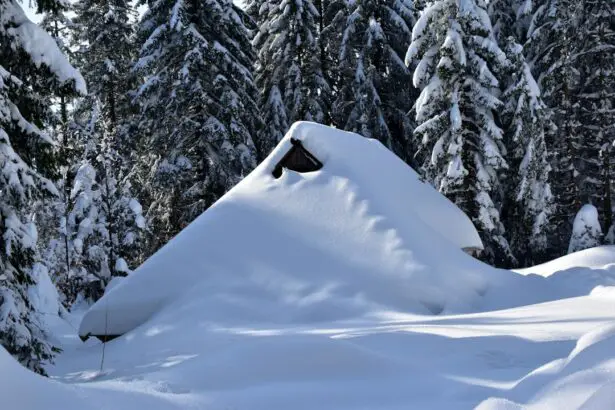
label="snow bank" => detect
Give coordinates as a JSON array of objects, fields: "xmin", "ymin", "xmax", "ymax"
[
  {"xmin": 517, "ymin": 246, "xmax": 615, "ymax": 277},
  {"xmin": 516, "ymin": 246, "xmax": 615, "ymax": 297},
  {"xmin": 0, "ymin": 346, "xmax": 85, "ymax": 409},
  {"xmin": 80, "ymin": 122, "xmax": 510, "ymax": 339},
  {"xmin": 0, "ymin": 343, "xmax": 200, "ymax": 410}
]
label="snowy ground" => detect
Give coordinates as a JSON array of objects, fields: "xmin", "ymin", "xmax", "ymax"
[
  {"xmin": 0, "ymin": 246, "xmax": 610, "ymax": 409},
  {"xmin": 4, "ymin": 124, "xmax": 615, "ymax": 409}
]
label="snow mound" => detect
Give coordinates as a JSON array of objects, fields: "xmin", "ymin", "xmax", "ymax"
[
  {"xmin": 28, "ymin": 263, "xmax": 61, "ymax": 317},
  {"xmin": 0, "ymin": 346, "xmax": 105, "ymax": 410},
  {"xmin": 0, "ymin": 344, "xmax": 198, "ymax": 409},
  {"xmin": 578, "ymin": 381, "xmax": 615, "ymax": 409},
  {"xmin": 589, "ymin": 285, "xmax": 615, "ymax": 299},
  {"xmin": 516, "ymin": 246, "xmax": 615, "ymax": 297},
  {"xmin": 479, "ymin": 323, "xmax": 615, "ymax": 409},
  {"xmin": 80, "ymin": 122, "xmax": 529, "ymax": 340},
  {"xmin": 569, "ymin": 205, "xmax": 603, "ymax": 254},
  {"xmin": 517, "ymin": 246, "xmax": 615, "ymax": 277},
  {"xmin": 566, "ymin": 323, "xmax": 615, "ymax": 367}
]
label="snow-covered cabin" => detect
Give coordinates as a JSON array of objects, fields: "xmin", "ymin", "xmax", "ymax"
[{"xmin": 79, "ymin": 122, "xmax": 483, "ymax": 341}]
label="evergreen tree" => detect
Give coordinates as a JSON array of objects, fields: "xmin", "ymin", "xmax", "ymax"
[
  {"xmin": 132, "ymin": 0, "xmax": 259, "ymax": 253},
  {"xmin": 329, "ymin": 0, "xmax": 417, "ymax": 160},
  {"xmin": 527, "ymin": 0, "xmax": 615, "ymax": 255},
  {"xmin": 40, "ymin": 0, "xmax": 145, "ymax": 305},
  {"xmin": 488, "ymin": 0, "xmax": 533, "ymax": 42},
  {"xmin": 46, "ymin": 98, "xmax": 145, "ymax": 306},
  {"xmin": 407, "ymin": 0, "xmax": 513, "ymax": 264},
  {"xmin": 489, "ymin": 0, "xmax": 554, "ymax": 265},
  {"xmin": 500, "ymin": 41, "xmax": 553, "ymax": 265},
  {"xmin": 72, "ymin": 0, "xmax": 136, "ymax": 129},
  {"xmin": 39, "ymin": 0, "xmax": 73, "ymax": 135},
  {"xmin": 251, "ymin": 0, "xmax": 330, "ymax": 154},
  {"xmin": 0, "ymin": 0, "xmax": 84, "ymax": 373}
]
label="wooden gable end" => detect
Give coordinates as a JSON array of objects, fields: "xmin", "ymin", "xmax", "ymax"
[{"xmin": 272, "ymin": 138, "xmax": 323, "ymax": 178}]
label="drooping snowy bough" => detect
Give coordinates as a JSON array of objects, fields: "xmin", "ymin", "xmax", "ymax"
[{"xmin": 1, "ymin": 0, "xmax": 86, "ymax": 373}]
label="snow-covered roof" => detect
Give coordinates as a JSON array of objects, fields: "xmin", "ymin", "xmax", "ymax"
[{"xmin": 79, "ymin": 122, "xmax": 484, "ymax": 339}]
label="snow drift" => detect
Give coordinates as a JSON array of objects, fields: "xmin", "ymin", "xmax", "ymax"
[
  {"xmin": 517, "ymin": 246, "xmax": 615, "ymax": 277},
  {"xmin": 48, "ymin": 246, "xmax": 615, "ymax": 410},
  {"xmin": 478, "ymin": 322, "xmax": 615, "ymax": 410},
  {"xmin": 79, "ymin": 122, "xmax": 533, "ymax": 340}
]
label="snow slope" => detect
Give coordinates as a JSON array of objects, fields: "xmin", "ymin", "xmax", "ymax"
[
  {"xmin": 5, "ymin": 231, "xmax": 615, "ymax": 410},
  {"xmin": 516, "ymin": 246, "xmax": 615, "ymax": 297},
  {"xmin": 517, "ymin": 246, "xmax": 615, "ymax": 277},
  {"xmin": 34, "ymin": 258, "xmax": 615, "ymax": 410},
  {"xmin": 79, "ymin": 122, "xmax": 520, "ymax": 339},
  {"xmin": 5, "ymin": 123, "xmax": 615, "ymax": 409}
]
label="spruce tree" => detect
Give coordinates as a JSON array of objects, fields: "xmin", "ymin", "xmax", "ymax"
[
  {"xmin": 329, "ymin": 0, "xmax": 417, "ymax": 160},
  {"xmin": 407, "ymin": 0, "xmax": 513, "ymax": 265},
  {"xmin": 0, "ymin": 0, "xmax": 84, "ymax": 373},
  {"xmin": 527, "ymin": 0, "xmax": 615, "ymax": 254},
  {"xmin": 489, "ymin": 0, "xmax": 554, "ymax": 265},
  {"xmin": 46, "ymin": 97, "xmax": 146, "ymax": 306},
  {"xmin": 39, "ymin": 0, "xmax": 73, "ymax": 135},
  {"xmin": 500, "ymin": 42, "xmax": 553, "ymax": 265},
  {"xmin": 72, "ymin": 0, "xmax": 136, "ymax": 128},
  {"xmin": 571, "ymin": 0, "xmax": 615, "ymax": 236},
  {"xmin": 40, "ymin": 0, "xmax": 145, "ymax": 304},
  {"xmin": 251, "ymin": 0, "xmax": 330, "ymax": 154},
  {"xmin": 133, "ymin": 0, "xmax": 259, "ymax": 253}
]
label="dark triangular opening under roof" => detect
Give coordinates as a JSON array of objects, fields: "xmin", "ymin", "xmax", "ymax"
[{"xmin": 272, "ymin": 138, "xmax": 323, "ymax": 178}]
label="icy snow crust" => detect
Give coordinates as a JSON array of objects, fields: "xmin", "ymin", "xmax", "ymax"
[{"xmin": 80, "ymin": 122, "xmax": 500, "ymax": 338}]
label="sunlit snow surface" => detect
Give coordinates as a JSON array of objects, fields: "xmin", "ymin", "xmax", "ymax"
[
  {"xmin": 25, "ymin": 249, "xmax": 615, "ymax": 410},
  {"xmin": 80, "ymin": 122, "xmax": 496, "ymax": 339},
  {"xmin": 4, "ymin": 123, "xmax": 615, "ymax": 409}
]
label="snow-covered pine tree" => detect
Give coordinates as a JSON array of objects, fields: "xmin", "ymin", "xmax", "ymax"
[
  {"xmin": 320, "ymin": 0, "xmax": 348, "ymax": 99},
  {"xmin": 568, "ymin": 204, "xmax": 602, "ymax": 253},
  {"xmin": 527, "ymin": 0, "xmax": 615, "ymax": 255},
  {"xmin": 526, "ymin": 2, "xmax": 575, "ymax": 257},
  {"xmin": 0, "ymin": 0, "xmax": 85, "ymax": 373},
  {"xmin": 133, "ymin": 0, "xmax": 259, "ymax": 253},
  {"xmin": 40, "ymin": 0, "xmax": 146, "ymax": 304},
  {"xmin": 570, "ymin": 0, "xmax": 615, "ymax": 238},
  {"xmin": 72, "ymin": 0, "xmax": 136, "ymax": 129},
  {"xmin": 251, "ymin": 0, "xmax": 330, "ymax": 154},
  {"xmin": 35, "ymin": 1, "xmax": 80, "ymax": 292},
  {"xmin": 488, "ymin": 0, "xmax": 533, "ymax": 42},
  {"xmin": 406, "ymin": 0, "xmax": 514, "ymax": 265},
  {"xmin": 47, "ymin": 97, "xmax": 146, "ymax": 306},
  {"xmin": 499, "ymin": 41, "xmax": 553, "ymax": 265},
  {"xmin": 329, "ymin": 0, "xmax": 417, "ymax": 160},
  {"xmin": 39, "ymin": 0, "xmax": 74, "ymax": 137},
  {"xmin": 489, "ymin": 0, "xmax": 553, "ymax": 265},
  {"xmin": 40, "ymin": 0, "xmax": 73, "ymax": 58}
]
